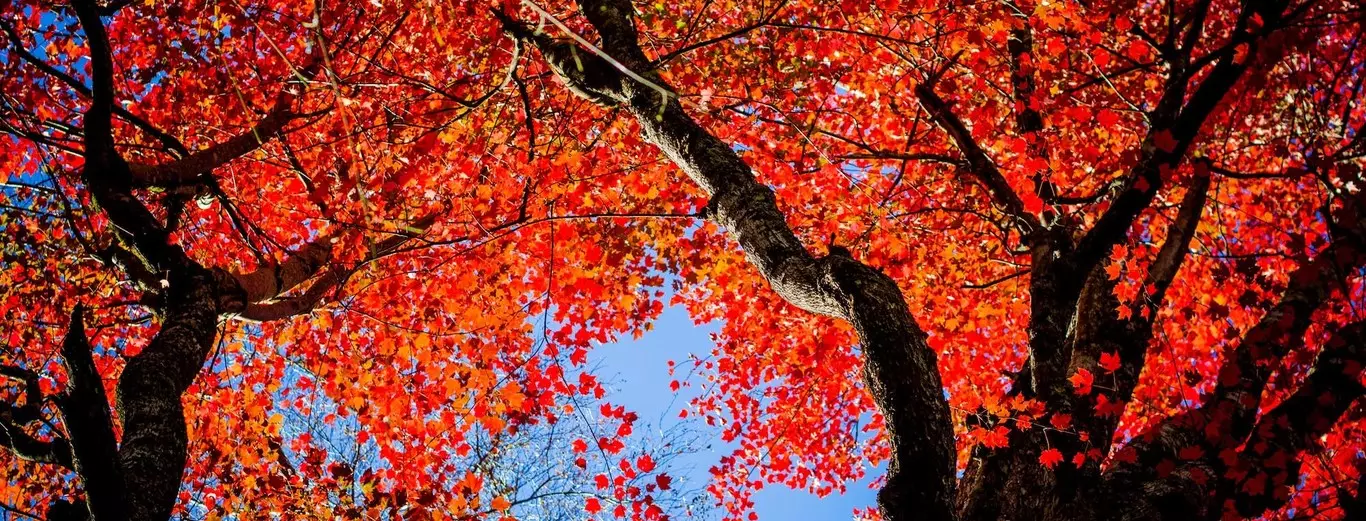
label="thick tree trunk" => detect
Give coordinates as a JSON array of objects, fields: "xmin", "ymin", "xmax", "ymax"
[{"xmin": 115, "ymin": 266, "xmax": 222, "ymax": 521}]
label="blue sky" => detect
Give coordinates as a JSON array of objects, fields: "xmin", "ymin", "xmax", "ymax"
[{"xmin": 590, "ymin": 305, "xmax": 878, "ymax": 520}]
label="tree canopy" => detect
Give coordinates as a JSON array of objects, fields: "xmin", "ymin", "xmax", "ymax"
[{"xmin": 1, "ymin": 0, "xmax": 1364, "ymax": 519}]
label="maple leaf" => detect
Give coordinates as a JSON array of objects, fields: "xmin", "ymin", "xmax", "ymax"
[
  {"xmin": 1178, "ymin": 445, "xmax": 1205, "ymax": 461},
  {"xmin": 2, "ymin": 0, "xmax": 1361, "ymax": 519},
  {"xmin": 1105, "ymin": 260, "xmax": 1124, "ymax": 280},
  {"xmin": 1097, "ymin": 109, "xmax": 1121, "ymax": 128},
  {"xmin": 1070, "ymin": 369, "xmax": 1095, "ymax": 395},
  {"xmin": 1152, "ymin": 130, "xmax": 1179, "ymax": 153},
  {"xmin": 490, "ymin": 496, "xmax": 511, "ymax": 512},
  {"xmin": 1049, "ymin": 413, "xmax": 1072, "ymax": 431},
  {"xmin": 1038, "ymin": 448, "xmax": 1064, "ymax": 469},
  {"xmin": 636, "ymin": 454, "xmax": 656, "ymax": 473},
  {"xmin": 1099, "ymin": 352, "xmax": 1121, "ymax": 373}
]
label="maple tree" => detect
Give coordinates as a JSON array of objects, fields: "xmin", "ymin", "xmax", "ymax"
[{"xmin": 2, "ymin": 0, "xmax": 1366, "ymax": 519}]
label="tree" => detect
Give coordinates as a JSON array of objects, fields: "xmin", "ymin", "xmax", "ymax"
[
  {"xmin": 493, "ymin": 0, "xmax": 1366, "ymax": 519},
  {"xmin": 1, "ymin": 0, "xmax": 695, "ymax": 518},
  {"xmin": 1, "ymin": 0, "xmax": 1364, "ymax": 520}
]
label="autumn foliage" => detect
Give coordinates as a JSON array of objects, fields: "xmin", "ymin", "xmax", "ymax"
[{"xmin": 1, "ymin": 0, "xmax": 1365, "ymax": 519}]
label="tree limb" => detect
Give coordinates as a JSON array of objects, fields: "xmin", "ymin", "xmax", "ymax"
[
  {"xmin": 1138, "ymin": 172, "xmax": 1212, "ymax": 315},
  {"xmin": 127, "ymin": 76, "xmax": 321, "ymax": 189},
  {"xmin": 914, "ymin": 83, "xmax": 1035, "ymax": 235},
  {"xmin": 1219, "ymin": 320, "xmax": 1366, "ymax": 517},
  {"xmin": 1069, "ymin": 0, "xmax": 1286, "ymax": 289},
  {"xmin": 54, "ymin": 306, "xmax": 127, "ymax": 521},
  {"xmin": 1100, "ymin": 191, "xmax": 1366, "ymax": 519},
  {"xmin": 229, "ymin": 213, "xmax": 438, "ymax": 306},
  {"xmin": 0, "ymin": 19, "xmax": 188, "ymax": 157},
  {"xmin": 115, "ymin": 266, "xmax": 221, "ymax": 521}
]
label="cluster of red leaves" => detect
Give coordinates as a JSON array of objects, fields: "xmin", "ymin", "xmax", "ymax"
[{"xmin": 0, "ymin": 0, "xmax": 1363, "ymax": 519}]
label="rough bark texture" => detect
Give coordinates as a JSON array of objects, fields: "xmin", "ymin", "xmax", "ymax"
[
  {"xmin": 114, "ymin": 265, "xmax": 221, "ymax": 521},
  {"xmin": 2, "ymin": 3, "xmax": 352, "ymax": 520}
]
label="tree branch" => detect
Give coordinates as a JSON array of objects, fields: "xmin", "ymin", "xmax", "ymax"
[
  {"xmin": 1070, "ymin": 0, "xmax": 1286, "ymax": 289},
  {"xmin": 1202, "ymin": 192, "xmax": 1366, "ymax": 444},
  {"xmin": 115, "ymin": 266, "xmax": 221, "ymax": 521},
  {"xmin": 71, "ymin": 0, "xmax": 191, "ymax": 272},
  {"xmin": 230, "ymin": 237, "xmax": 334, "ymax": 304},
  {"xmin": 1220, "ymin": 320, "xmax": 1366, "ymax": 517},
  {"xmin": 229, "ymin": 213, "xmax": 437, "ymax": 306},
  {"xmin": 0, "ymin": 365, "xmax": 43, "ymax": 425},
  {"xmin": 127, "ymin": 75, "xmax": 321, "ymax": 189},
  {"xmin": 0, "ymin": 364, "xmax": 68, "ymax": 466},
  {"xmin": 0, "ymin": 19, "xmax": 188, "ymax": 157},
  {"xmin": 54, "ymin": 306, "xmax": 126, "ymax": 521},
  {"xmin": 914, "ymin": 83, "xmax": 1035, "ymax": 234},
  {"xmin": 1137, "ymin": 172, "xmax": 1211, "ymax": 315},
  {"xmin": 1100, "ymin": 191, "xmax": 1366, "ymax": 518}
]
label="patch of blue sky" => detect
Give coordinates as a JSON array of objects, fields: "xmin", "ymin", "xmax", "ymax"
[{"xmin": 591, "ymin": 303, "xmax": 881, "ymax": 520}]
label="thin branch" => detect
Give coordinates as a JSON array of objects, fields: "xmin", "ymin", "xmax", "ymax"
[
  {"xmin": 914, "ymin": 81, "xmax": 1036, "ymax": 234},
  {"xmin": 962, "ymin": 269, "xmax": 1029, "ymax": 289}
]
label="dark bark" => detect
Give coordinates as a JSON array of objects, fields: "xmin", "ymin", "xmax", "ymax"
[
  {"xmin": 496, "ymin": 0, "xmax": 1362, "ymax": 518},
  {"xmin": 55, "ymin": 308, "xmax": 127, "ymax": 521},
  {"xmin": 47, "ymin": 3, "xmax": 267, "ymax": 520},
  {"xmin": 1070, "ymin": 174, "xmax": 1211, "ymax": 448},
  {"xmin": 115, "ymin": 266, "xmax": 221, "ymax": 521},
  {"xmin": 915, "ymin": 83, "xmax": 1034, "ymax": 235},
  {"xmin": 4, "ymin": 0, "xmax": 1353, "ymax": 519},
  {"xmin": 0, "ymin": 6, "xmax": 439, "ymax": 519}
]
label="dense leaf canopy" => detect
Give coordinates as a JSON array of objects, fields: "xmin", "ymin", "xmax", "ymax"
[{"xmin": 1, "ymin": 0, "xmax": 1364, "ymax": 519}]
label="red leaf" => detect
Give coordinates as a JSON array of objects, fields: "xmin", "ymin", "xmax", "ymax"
[
  {"xmin": 636, "ymin": 454, "xmax": 656, "ymax": 473},
  {"xmin": 1070, "ymin": 369, "xmax": 1095, "ymax": 395},
  {"xmin": 1099, "ymin": 352, "xmax": 1121, "ymax": 373},
  {"xmin": 1049, "ymin": 413, "xmax": 1072, "ymax": 431},
  {"xmin": 1039, "ymin": 448, "xmax": 1064, "ymax": 469}
]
